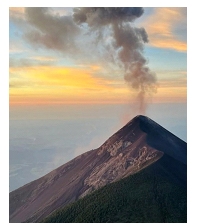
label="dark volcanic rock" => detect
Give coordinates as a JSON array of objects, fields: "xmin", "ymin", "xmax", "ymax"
[{"xmin": 9, "ymin": 115, "xmax": 187, "ymax": 223}]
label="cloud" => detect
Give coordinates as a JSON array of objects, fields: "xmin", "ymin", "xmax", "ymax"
[
  {"xmin": 73, "ymin": 7, "xmax": 144, "ymax": 26},
  {"xmin": 23, "ymin": 8, "xmax": 80, "ymax": 52},
  {"xmin": 10, "ymin": 7, "xmax": 80, "ymax": 53},
  {"xmin": 9, "ymin": 57, "xmax": 56, "ymax": 68},
  {"xmin": 9, "ymin": 41, "xmax": 27, "ymax": 54},
  {"xmin": 157, "ymin": 70, "xmax": 187, "ymax": 88},
  {"xmin": 9, "ymin": 65, "xmax": 132, "ymax": 105},
  {"xmin": 9, "ymin": 70, "xmax": 36, "ymax": 89},
  {"xmin": 9, "ymin": 7, "xmax": 187, "ymax": 106},
  {"xmin": 9, "ymin": 66, "xmax": 117, "ymax": 90},
  {"xmin": 29, "ymin": 56, "xmax": 57, "ymax": 62},
  {"xmin": 141, "ymin": 7, "xmax": 187, "ymax": 52},
  {"xmin": 9, "ymin": 7, "xmax": 25, "ymax": 19},
  {"xmin": 9, "ymin": 80, "xmax": 36, "ymax": 88}
]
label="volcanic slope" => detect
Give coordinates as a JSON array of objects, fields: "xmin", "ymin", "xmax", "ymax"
[
  {"xmin": 9, "ymin": 115, "xmax": 187, "ymax": 223},
  {"xmin": 41, "ymin": 156, "xmax": 187, "ymax": 223}
]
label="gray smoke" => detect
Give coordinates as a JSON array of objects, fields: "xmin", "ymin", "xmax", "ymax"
[
  {"xmin": 73, "ymin": 7, "xmax": 157, "ymax": 114},
  {"xmin": 24, "ymin": 7, "xmax": 80, "ymax": 52}
]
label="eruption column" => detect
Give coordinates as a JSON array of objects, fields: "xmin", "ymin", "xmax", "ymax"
[{"xmin": 73, "ymin": 7, "xmax": 157, "ymax": 113}]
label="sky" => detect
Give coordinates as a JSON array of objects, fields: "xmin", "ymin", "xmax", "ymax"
[
  {"xmin": 9, "ymin": 102, "xmax": 187, "ymax": 192},
  {"xmin": 8, "ymin": 6, "xmax": 188, "ymax": 191},
  {"xmin": 9, "ymin": 7, "xmax": 187, "ymax": 108},
  {"xmin": 8, "ymin": 6, "xmax": 188, "ymax": 185},
  {"xmin": 5, "ymin": 4, "xmax": 198, "ymax": 223}
]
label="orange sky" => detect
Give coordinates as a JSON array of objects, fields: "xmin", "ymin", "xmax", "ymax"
[
  {"xmin": 9, "ymin": 7, "xmax": 187, "ymax": 106},
  {"xmin": 9, "ymin": 65, "xmax": 187, "ymax": 105}
]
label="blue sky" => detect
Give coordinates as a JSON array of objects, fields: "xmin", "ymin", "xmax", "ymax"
[{"xmin": 9, "ymin": 7, "xmax": 187, "ymax": 108}]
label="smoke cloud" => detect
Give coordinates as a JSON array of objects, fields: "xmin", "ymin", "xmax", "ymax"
[
  {"xmin": 73, "ymin": 7, "xmax": 157, "ymax": 114},
  {"xmin": 24, "ymin": 7, "xmax": 80, "ymax": 52},
  {"xmin": 10, "ymin": 7, "xmax": 157, "ymax": 114}
]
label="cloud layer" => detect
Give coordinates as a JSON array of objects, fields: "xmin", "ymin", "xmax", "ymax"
[{"xmin": 141, "ymin": 7, "xmax": 187, "ymax": 52}]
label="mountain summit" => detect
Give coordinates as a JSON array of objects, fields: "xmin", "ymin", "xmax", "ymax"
[{"xmin": 9, "ymin": 115, "xmax": 187, "ymax": 223}]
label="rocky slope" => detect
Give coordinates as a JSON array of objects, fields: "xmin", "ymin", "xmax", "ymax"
[
  {"xmin": 9, "ymin": 115, "xmax": 187, "ymax": 223},
  {"xmin": 41, "ymin": 159, "xmax": 187, "ymax": 223}
]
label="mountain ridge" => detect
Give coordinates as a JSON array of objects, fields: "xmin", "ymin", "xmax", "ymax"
[
  {"xmin": 9, "ymin": 115, "xmax": 187, "ymax": 223},
  {"xmin": 41, "ymin": 158, "xmax": 187, "ymax": 223}
]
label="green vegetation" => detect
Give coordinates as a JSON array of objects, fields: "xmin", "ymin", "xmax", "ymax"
[{"xmin": 41, "ymin": 167, "xmax": 187, "ymax": 223}]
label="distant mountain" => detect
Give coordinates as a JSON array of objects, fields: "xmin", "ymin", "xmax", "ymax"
[{"xmin": 9, "ymin": 115, "xmax": 187, "ymax": 223}]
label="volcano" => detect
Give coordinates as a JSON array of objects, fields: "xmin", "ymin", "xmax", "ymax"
[{"xmin": 9, "ymin": 115, "xmax": 187, "ymax": 223}]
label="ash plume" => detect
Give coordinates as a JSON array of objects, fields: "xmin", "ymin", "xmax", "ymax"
[
  {"xmin": 24, "ymin": 7, "xmax": 80, "ymax": 52},
  {"xmin": 73, "ymin": 7, "xmax": 157, "ymax": 114}
]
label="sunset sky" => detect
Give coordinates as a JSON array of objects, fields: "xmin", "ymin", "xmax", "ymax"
[
  {"xmin": 7, "ymin": 6, "xmax": 198, "ymax": 222},
  {"xmin": 9, "ymin": 7, "xmax": 187, "ymax": 106}
]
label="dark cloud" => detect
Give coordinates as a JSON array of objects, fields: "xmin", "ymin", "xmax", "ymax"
[
  {"xmin": 73, "ymin": 7, "xmax": 144, "ymax": 26},
  {"xmin": 23, "ymin": 7, "xmax": 80, "ymax": 52}
]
